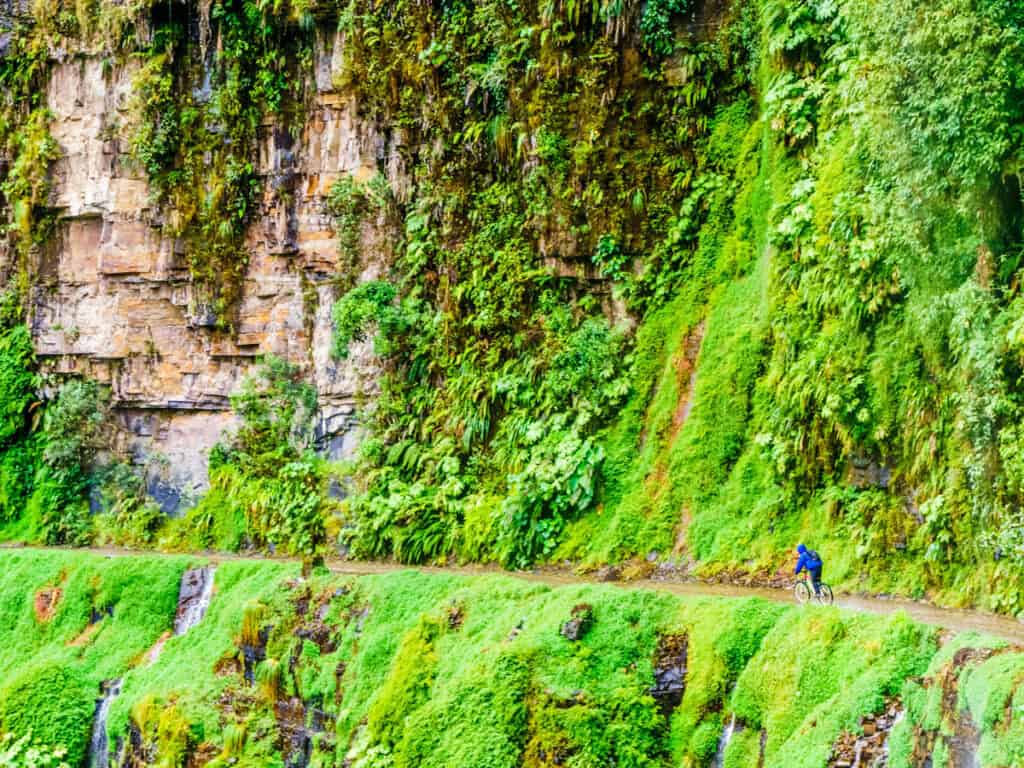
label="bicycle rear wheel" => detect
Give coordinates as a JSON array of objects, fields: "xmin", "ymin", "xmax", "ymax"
[
  {"xmin": 816, "ymin": 584, "xmax": 834, "ymax": 606},
  {"xmin": 794, "ymin": 581, "xmax": 812, "ymax": 604}
]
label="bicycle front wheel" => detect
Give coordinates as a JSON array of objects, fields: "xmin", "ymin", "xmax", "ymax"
[
  {"xmin": 816, "ymin": 584, "xmax": 834, "ymax": 606},
  {"xmin": 794, "ymin": 581, "xmax": 812, "ymax": 604}
]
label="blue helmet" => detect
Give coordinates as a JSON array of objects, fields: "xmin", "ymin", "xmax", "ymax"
[{"xmin": 797, "ymin": 543, "xmax": 807, "ymax": 554}]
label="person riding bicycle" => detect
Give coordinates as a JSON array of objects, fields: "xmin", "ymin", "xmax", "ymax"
[{"xmin": 794, "ymin": 544, "xmax": 824, "ymax": 596}]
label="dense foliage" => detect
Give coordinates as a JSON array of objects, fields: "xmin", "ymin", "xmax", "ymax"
[
  {"xmin": 0, "ymin": 551, "xmax": 184, "ymax": 765},
  {"xmin": 322, "ymin": 0, "xmax": 1024, "ymax": 615},
  {"xmin": 326, "ymin": 0, "xmax": 751, "ymax": 567},
  {"xmin": 130, "ymin": 0, "xmax": 316, "ymax": 326},
  {"xmin": 0, "ymin": 325, "xmax": 109, "ymax": 545},
  {"xmin": 0, "ymin": 732, "xmax": 71, "ymax": 768},
  {"xmin": 172, "ymin": 356, "xmax": 332, "ymax": 555},
  {"xmin": 0, "ymin": 0, "xmax": 1023, "ymax": 616}
]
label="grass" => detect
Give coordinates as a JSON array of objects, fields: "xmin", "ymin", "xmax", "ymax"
[
  {"xmin": 0, "ymin": 550, "xmax": 189, "ymax": 765},
  {"xmin": 106, "ymin": 559, "xmax": 299, "ymax": 754}
]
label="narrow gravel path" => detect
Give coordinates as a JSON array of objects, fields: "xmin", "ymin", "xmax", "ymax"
[{"xmin": 7, "ymin": 544, "xmax": 1024, "ymax": 643}]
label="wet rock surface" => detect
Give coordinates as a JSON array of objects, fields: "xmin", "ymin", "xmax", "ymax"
[
  {"xmin": 909, "ymin": 647, "xmax": 996, "ymax": 768},
  {"xmin": 273, "ymin": 695, "xmax": 337, "ymax": 768},
  {"xmin": 174, "ymin": 566, "xmax": 215, "ymax": 635},
  {"xmin": 946, "ymin": 715, "xmax": 982, "ymax": 768},
  {"xmin": 241, "ymin": 626, "xmax": 270, "ymax": 685},
  {"xmin": 21, "ymin": 24, "xmax": 391, "ymax": 504},
  {"xmin": 270, "ymin": 587, "xmax": 345, "ymax": 768},
  {"xmin": 120, "ymin": 722, "xmax": 155, "ymax": 768},
  {"xmin": 649, "ymin": 633, "xmax": 688, "ymax": 716},
  {"xmin": 446, "ymin": 602, "xmax": 465, "ymax": 630},
  {"xmin": 943, "ymin": 650, "xmax": 987, "ymax": 768},
  {"xmin": 275, "ymin": 698, "xmax": 314, "ymax": 768},
  {"xmin": 290, "ymin": 582, "xmax": 340, "ymax": 653},
  {"xmin": 559, "ymin": 603, "xmax": 594, "ymax": 641},
  {"xmin": 829, "ymin": 698, "xmax": 903, "ymax": 767}
]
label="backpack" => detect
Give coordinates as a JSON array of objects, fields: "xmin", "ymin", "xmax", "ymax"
[{"xmin": 805, "ymin": 549, "xmax": 822, "ymax": 566}]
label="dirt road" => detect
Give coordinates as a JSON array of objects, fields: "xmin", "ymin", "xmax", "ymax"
[{"xmin": 7, "ymin": 544, "xmax": 1024, "ymax": 643}]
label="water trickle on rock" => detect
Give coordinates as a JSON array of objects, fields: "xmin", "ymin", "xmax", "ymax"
[
  {"xmin": 174, "ymin": 566, "xmax": 215, "ymax": 636},
  {"xmin": 713, "ymin": 714, "xmax": 740, "ymax": 768},
  {"xmin": 88, "ymin": 679, "xmax": 122, "ymax": 768},
  {"xmin": 852, "ymin": 740, "xmax": 864, "ymax": 768},
  {"xmin": 829, "ymin": 698, "xmax": 903, "ymax": 768},
  {"xmin": 876, "ymin": 711, "xmax": 904, "ymax": 766},
  {"xmin": 947, "ymin": 712, "xmax": 982, "ymax": 768}
]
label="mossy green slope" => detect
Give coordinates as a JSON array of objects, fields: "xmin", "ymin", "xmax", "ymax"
[
  {"xmin": 1, "ymin": 550, "xmax": 1023, "ymax": 767},
  {"xmin": 0, "ymin": 551, "xmax": 189, "ymax": 765}
]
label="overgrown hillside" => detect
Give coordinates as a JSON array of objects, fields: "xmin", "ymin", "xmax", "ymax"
[
  {"xmin": 0, "ymin": 0, "xmax": 1023, "ymax": 613},
  {"xmin": 2, "ymin": 549, "xmax": 1024, "ymax": 767}
]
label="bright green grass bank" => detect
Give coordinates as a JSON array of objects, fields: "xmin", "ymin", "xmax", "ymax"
[
  {"xmin": 1, "ymin": 550, "xmax": 1023, "ymax": 767},
  {"xmin": 0, "ymin": 550, "xmax": 191, "ymax": 765}
]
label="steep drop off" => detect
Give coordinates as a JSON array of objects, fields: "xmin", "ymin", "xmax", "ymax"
[
  {"xmin": 3, "ymin": 549, "xmax": 1024, "ymax": 767},
  {"xmin": 0, "ymin": 0, "xmax": 1022, "ymax": 613}
]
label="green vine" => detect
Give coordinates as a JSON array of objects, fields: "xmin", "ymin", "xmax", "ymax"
[{"xmin": 131, "ymin": 0, "xmax": 316, "ymax": 327}]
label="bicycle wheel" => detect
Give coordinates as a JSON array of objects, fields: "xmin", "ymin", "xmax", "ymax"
[
  {"xmin": 816, "ymin": 584, "xmax": 834, "ymax": 606},
  {"xmin": 794, "ymin": 581, "xmax": 812, "ymax": 604}
]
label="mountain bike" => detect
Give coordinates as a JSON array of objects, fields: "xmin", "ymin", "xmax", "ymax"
[{"xmin": 794, "ymin": 575, "xmax": 834, "ymax": 606}]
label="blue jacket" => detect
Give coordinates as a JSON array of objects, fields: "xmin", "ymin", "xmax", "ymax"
[{"xmin": 794, "ymin": 547, "xmax": 822, "ymax": 575}]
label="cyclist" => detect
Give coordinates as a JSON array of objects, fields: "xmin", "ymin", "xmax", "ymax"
[{"xmin": 794, "ymin": 543, "xmax": 824, "ymax": 596}]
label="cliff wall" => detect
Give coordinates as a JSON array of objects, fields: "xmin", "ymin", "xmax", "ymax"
[
  {"xmin": 1, "ymin": 0, "xmax": 1023, "ymax": 617},
  {"xmin": 19, "ymin": 24, "xmax": 387, "ymax": 506}
]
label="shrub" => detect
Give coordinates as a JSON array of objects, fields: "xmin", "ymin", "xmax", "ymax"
[
  {"xmin": 30, "ymin": 379, "xmax": 108, "ymax": 545},
  {"xmin": 332, "ymin": 280, "xmax": 399, "ymax": 359},
  {"xmin": 187, "ymin": 356, "xmax": 327, "ymax": 555},
  {"xmin": 93, "ymin": 463, "xmax": 165, "ymax": 547},
  {"xmin": 0, "ymin": 732, "xmax": 70, "ymax": 768},
  {"xmin": 0, "ymin": 326, "xmax": 36, "ymax": 446},
  {"xmin": 0, "ymin": 663, "xmax": 93, "ymax": 767}
]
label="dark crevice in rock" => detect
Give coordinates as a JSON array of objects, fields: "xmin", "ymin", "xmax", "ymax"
[
  {"xmin": 275, "ymin": 698, "xmax": 313, "ymax": 768},
  {"xmin": 89, "ymin": 603, "xmax": 114, "ymax": 624},
  {"xmin": 828, "ymin": 697, "xmax": 903, "ymax": 767},
  {"xmin": 649, "ymin": 633, "xmax": 688, "ymax": 717},
  {"xmin": 241, "ymin": 626, "xmax": 270, "ymax": 685},
  {"xmin": 274, "ymin": 695, "xmax": 337, "ymax": 768},
  {"xmin": 559, "ymin": 603, "xmax": 594, "ymax": 642}
]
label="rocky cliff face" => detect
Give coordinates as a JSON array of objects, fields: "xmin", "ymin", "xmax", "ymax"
[{"xmin": 17, "ymin": 25, "xmax": 392, "ymax": 509}]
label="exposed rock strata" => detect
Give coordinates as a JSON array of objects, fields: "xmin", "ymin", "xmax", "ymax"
[{"xmin": 9, "ymin": 26, "xmax": 394, "ymax": 508}]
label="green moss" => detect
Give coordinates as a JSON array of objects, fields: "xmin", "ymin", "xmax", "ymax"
[
  {"xmin": 1, "ymin": 0, "xmax": 1023, "ymax": 630},
  {"xmin": 129, "ymin": 0, "xmax": 315, "ymax": 327},
  {"xmin": 107, "ymin": 559, "xmax": 298, "ymax": 756},
  {"xmin": 367, "ymin": 616, "xmax": 443, "ymax": 749},
  {"xmin": 722, "ymin": 727, "xmax": 762, "ymax": 768},
  {"xmin": 733, "ymin": 612, "xmax": 936, "ymax": 767},
  {"xmin": 0, "ymin": 326, "xmax": 36, "ymax": 446},
  {"xmin": 0, "ymin": 550, "xmax": 187, "ymax": 759},
  {"xmin": 962, "ymin": 653, "xmax": 1024, "ymax": 763},
  {"xmin": 396, "ymin": 653, "xmax": 529, "ymax": 768},
  {"xmin": 0, "ymin": 662, "xmax": 94, "ymax": 766},
  {"xmin": 5, "ymin": 550, "xmax": 1024, "ymax": 765}
]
